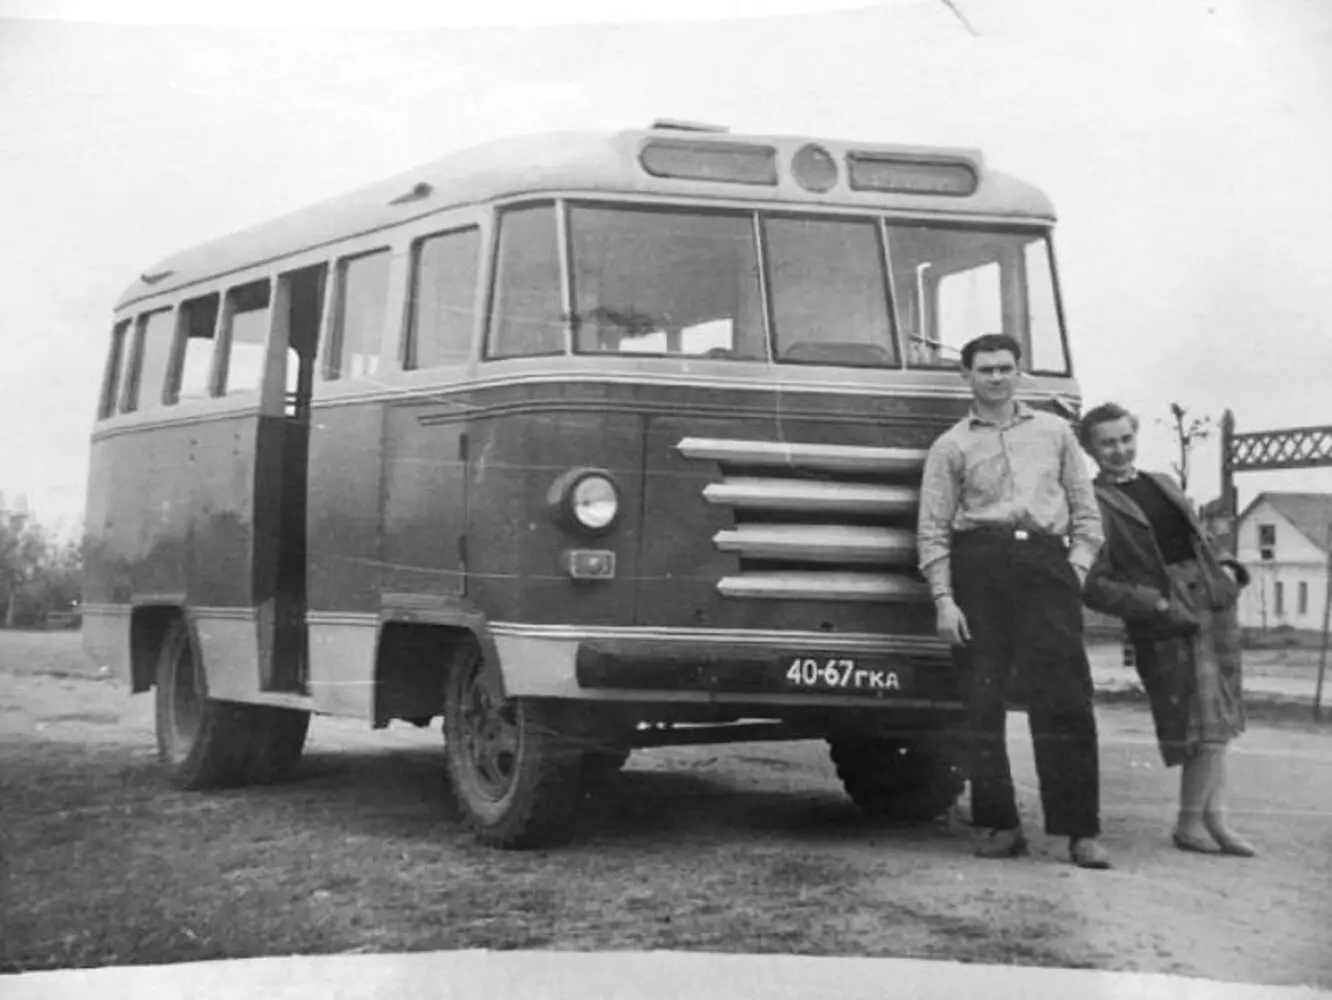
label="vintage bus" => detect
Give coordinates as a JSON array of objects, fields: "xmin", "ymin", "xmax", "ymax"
[{"xmin": 82, "ymin": 120, "xmax": 1081, "ymax": 848}]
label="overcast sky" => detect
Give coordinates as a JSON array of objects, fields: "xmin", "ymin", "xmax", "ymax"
[{"xmin": 1, "ymin": 0, "xmax": 1330, "ymax": 535}]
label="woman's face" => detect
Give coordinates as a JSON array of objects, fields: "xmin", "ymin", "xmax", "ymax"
[{"xmin": 1088, "ymin": 416, "xmax": 1138, "ymax": 475}]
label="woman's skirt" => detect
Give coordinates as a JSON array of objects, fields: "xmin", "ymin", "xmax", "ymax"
[{"xmin": 1131, "ymin": 559, "xmax": 1246, "ymax": 767}]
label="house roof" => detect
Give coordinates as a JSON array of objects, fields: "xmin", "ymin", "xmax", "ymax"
[{"xmin": 1237, "ymin": 492, "xmax": 1332, "ymax": 553}]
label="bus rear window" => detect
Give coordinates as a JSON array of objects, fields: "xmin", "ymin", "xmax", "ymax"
[
  {"xmin": 763, "ymin": 215, "xmax": 897, "ymax": 367},
  {"xmin": 124, "ymin": 308, "xmax": 176, "ymax": 413},
  {"xmin": 486, "ymin": 204, "xmax": 565, "ymax": 359},
  {"xmin": 566, "ymin": 204, "xmax": 764, "ymax": 360},
  {"xmin": 99, "ymin": 320, "xmax": 130, "ymax": 419},
  {"xmin": 171, "ymin": 292, "xmax": 220, "ymax": 402},
  {"xmin": 220, "ymin": 280, "xmax": 271, "ymax": 395}
]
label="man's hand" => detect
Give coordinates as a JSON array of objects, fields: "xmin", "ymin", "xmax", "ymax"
[{"xmin": 935, "ymin": 596, "xmax": 970, "ymax": 646}]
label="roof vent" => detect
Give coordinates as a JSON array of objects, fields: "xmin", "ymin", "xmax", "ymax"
[
  {"xmin": 649, "ymin": 118, "xmax": 730, "ymax": 134},
  {"xmin": 389, "ymin": 182, "xmax": 433, "ymax": 206}
]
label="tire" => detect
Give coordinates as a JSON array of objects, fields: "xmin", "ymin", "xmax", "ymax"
[
  {"xmin": 828, "ymin": 735, "xmax": 964, "ymax": 823},
  {"xmin": 442, "ymin": 644, "xmax": 585, "ymax": 849},
  {"xmin": 154, "ymin": 618, "xmax": 310, "ymax": 789},
  {"xmin": 242, "ymin": 704, "xmax": 310, "ymax": 784},
  {"xmin": 580, "ymin": 745, "xmax": 631, "ymax": 785}
]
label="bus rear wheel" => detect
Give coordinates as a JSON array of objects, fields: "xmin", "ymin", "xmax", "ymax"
[
  {"xmin": 828, "ymin": 734, "xmax": 964, "ymax": 823},
  {"xmin": 154, "ymin": 618, "xmax": 309, "ymax": 789},
  {"xmin": 442, "ymin": 645, "xmax": 584, "ymax": 849}
]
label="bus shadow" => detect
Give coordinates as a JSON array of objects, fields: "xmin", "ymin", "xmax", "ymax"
[{"xmin": 233, "ymin": 748, "xmax": 965, "ymax": 852}]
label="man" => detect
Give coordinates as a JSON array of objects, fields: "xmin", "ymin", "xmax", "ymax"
[{"xmin": 916, "ymin": 334, "xmax": 1110, "ymax": 869}]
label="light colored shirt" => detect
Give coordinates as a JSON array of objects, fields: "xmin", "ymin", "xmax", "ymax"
[{"xmin": 916, "ymin": 401, "xmax": 1104, "ymax": 600}]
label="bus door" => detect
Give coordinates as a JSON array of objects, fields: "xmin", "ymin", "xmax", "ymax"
[{"xmin": 253, "ymin": 262, "xmax": 326, "ymax": 693}]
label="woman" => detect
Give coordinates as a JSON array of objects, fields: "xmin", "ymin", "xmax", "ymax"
[{"xmin": 1078, "ymin": 402, "xmax": 1256, "ymax": 856}]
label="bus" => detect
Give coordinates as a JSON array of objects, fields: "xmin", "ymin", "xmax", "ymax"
[{"xmin": 82, "ymin": 120, "xmax": 1081, "ymax": 848}]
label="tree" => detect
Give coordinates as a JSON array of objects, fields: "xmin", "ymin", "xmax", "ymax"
[
  {"xmin": 1159, "ymin": 402, "xmax": 1213, "ymax": 497},
  {"xmin": 0, "ymin": 506, "xmax": 49, "ymax": 627}
]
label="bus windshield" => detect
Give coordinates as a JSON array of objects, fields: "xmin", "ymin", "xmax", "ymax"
[{"xmin": 556, "ymin": 202, "xmax": 1065, "ymax": 372}]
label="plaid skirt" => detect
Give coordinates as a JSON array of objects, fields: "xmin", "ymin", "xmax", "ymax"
[{"xmin": 1131, "ymin": 559, "xmax": 1246, "ymax": 767}]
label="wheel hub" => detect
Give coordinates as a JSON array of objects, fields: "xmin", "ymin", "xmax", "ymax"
[{"xmin": 460, "ymin": 664, "xmax": 520, "ymax": 800}]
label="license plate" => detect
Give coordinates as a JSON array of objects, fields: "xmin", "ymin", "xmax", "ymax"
[{"xmin": 780, "ymin": 655, "xmax": 913, "ymax": 694}]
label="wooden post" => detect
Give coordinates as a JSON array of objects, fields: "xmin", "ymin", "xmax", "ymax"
[
  {"xmin": 1315, "ymin": 521, "xmax": 1332, "ymax": 723},
  {"xmin": 1219, "ymin": 409, "xmax": 1236, "ymax": 553}
]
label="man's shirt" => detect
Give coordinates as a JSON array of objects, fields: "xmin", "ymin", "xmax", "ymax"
[{"xmin": 915, "ymin": 401, "xmax": 1104, "ymax": 600}]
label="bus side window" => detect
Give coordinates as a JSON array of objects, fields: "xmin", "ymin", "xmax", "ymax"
[
  {"xmin": 169, "ymin": 292, "xmax": 221, "ymax": 403},
  {"xmin": 218, "ymin": 280, "xmax": 271, "ymax": 396},
  {"xmin": 122, "ymin": 308, "xmax": 176, "ymax": 413},
  {"xmin": 486, "ymin": 204, "xmax": 565, "ymax": 359},
  {"xmin": 98, "ymin": 320, "xmax": 130, "ymax": 419},
  {"xmin": 326, "ymin": 249, "xmax": 391, "ymax": 380},
  {"xmin": 405, "ymin": 226, "xmax": 481, "ymax": 370}
]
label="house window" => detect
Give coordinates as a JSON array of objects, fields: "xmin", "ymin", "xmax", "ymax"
[
  {"xmin": 1299, "ymin": 581, "xmax": 1308, "ymax": 615},
  {"xmin": 1274, "ymin": 581, "xmax": 1284, "ymax": 615},
  {"xmin": 1258, "ymin": 524, "xmax": 1275, "ymax": 561}
]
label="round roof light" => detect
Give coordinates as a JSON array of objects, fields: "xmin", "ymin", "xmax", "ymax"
[{"xmin": 792, "ymin": 144, "xmax": 838, "ymax": 193}]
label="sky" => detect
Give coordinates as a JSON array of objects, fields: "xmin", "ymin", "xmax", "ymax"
[{"xmin": 1, "ymin": 0, "xmax": 1330, "ymax": 538}]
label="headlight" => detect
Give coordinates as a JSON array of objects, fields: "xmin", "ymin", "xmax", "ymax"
[
  {"xmin": 548, "ymin": 468, "xmax": 622, "ymax": 535},
  {"xmin": 570, "ymin": 474, "xmax": 618, "ymax": 530}
]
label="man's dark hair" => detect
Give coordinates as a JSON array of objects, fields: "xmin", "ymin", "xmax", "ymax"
[
  {"xmin": 960, "ymin": 334, "xmax": 1022, "ymax": 370},
  {"xmin": 1077, "ymin": 401, "xmax": 1139, "ymax": 451}
]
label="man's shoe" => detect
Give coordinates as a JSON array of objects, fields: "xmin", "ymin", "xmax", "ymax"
[
  {"xmin": 973, "ymin": 827, "xmax": 1028, "ymax": 858},
  {"xmin": 1070, "ymin": 837, "xmax": 1111, "ymax": 869}
]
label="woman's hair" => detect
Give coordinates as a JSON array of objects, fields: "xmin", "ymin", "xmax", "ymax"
[{"xmin": 1077, "ymin": 401, "xmax": 1139, "ymax": 451}]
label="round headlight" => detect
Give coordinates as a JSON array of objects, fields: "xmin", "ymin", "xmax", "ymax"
[{"xmin": 571, "ymin": 474, "xmax": 619, "ymax": 530}]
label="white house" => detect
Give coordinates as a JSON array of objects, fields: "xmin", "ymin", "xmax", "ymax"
[{"xmin": 1233, "ymin": 493, "xmax": 1332, "ymax": 631}]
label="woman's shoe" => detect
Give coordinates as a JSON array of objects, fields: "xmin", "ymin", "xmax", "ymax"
[
  {"xmin": 1172, "ymin": 829, "xmax": 1217, "ymax": 854},
  {"xmin": 1203, "ymin": 817, "xmax": 1257, "ymax": 857}
]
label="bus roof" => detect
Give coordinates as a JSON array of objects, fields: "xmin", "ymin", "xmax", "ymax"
[{"xmin": 116, "ymin": 125, "xmax": 1057, "ymax": 308}]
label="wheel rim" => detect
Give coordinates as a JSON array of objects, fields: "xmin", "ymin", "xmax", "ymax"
[
  {"xmin": 168, "ymin": 639, "xmax": 202, "ymax": 760},
  {"xmin": 458, "ymin": 655, "xmax": 520, "ymax": 802}
]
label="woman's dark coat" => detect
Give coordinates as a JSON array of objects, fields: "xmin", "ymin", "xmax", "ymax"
[{"xmin": 1082, "ymin": 470, "xmax": 1250, "ymax": 764}]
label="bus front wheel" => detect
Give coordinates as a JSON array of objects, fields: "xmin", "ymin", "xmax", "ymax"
[
  {"xmin": 442, "ymin": 645, "xmax": 584, "ymax": 849},
  {"xmin": 154, "ymin": 618, "xmax": 308, "ymax": 789},
  {"xmin": 828, "ymin": 734, "xmax": 964, "ymax": 823}
]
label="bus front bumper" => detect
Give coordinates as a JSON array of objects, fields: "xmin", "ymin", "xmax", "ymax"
[{"xmin": 488, "ymin": 625, "xmax": 963, "ymax": 711}]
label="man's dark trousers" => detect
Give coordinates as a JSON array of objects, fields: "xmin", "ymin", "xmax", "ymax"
[{"xmin": 950, "ymin": 529, "xmax": 1101, "ymax": 838}]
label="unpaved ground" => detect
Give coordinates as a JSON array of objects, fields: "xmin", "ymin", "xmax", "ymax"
[{"xmin": 1, "ymin": 634, "xmax": 1330, "ymax": 988}]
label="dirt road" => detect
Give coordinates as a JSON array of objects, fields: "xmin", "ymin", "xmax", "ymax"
[{"xmin": 1, "ymin": 637, "xmax": 1330, "ymax": 988}]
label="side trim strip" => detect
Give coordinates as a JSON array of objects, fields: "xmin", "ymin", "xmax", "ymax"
[{"xmin": 487, "ymin": 621, "xmax": 948, "ymax": 658}]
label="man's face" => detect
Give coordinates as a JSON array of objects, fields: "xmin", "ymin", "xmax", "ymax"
[
  {"xmin": 1087, "ymin": 416, "xmax": 1138, "ymax": 475},
  {"xmin": 962, "ymin": 348, "xmax": 1019, "ymax": 406}
]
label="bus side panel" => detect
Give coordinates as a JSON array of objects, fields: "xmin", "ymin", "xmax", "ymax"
[
  {"xmin": 462, "ymin": 388, "xmax": 641, "ymax": 626},
  {"xmin": 306, "ymin": 400, "xmax": 386, "ymax": 614},
  {"xmin": 380, "ymin": 403, "xmax": 467, "ymax": 599},
  {"xmin": 189, "ymin": 415, "xmax": 263, "ymax": 609},
  {"xmin": 83, "ymin": 425, "xmax": 205, "ymax": 604}
]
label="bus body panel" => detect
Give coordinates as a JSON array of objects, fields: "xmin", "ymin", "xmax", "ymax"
[
  {"xmin": 305, "ymin": 401, "xmax": 386, "ymax": 614},
  {"xmin": 380, "ymin": 402, "xmax": 468, "ymax": 601}
]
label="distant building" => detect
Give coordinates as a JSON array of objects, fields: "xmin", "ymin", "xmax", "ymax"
[{"xmin": 1233, "ymin": 492, "xmax": 1332, "ymax": 631}]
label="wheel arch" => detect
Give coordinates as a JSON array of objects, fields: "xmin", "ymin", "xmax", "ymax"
[
  {"xmin": 129, "ymin": 603, "xmax": 190, "ymax": 693},
  {"xmin": 372, "ymin": 618, "xmax": 503, "ymax": 729}
]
